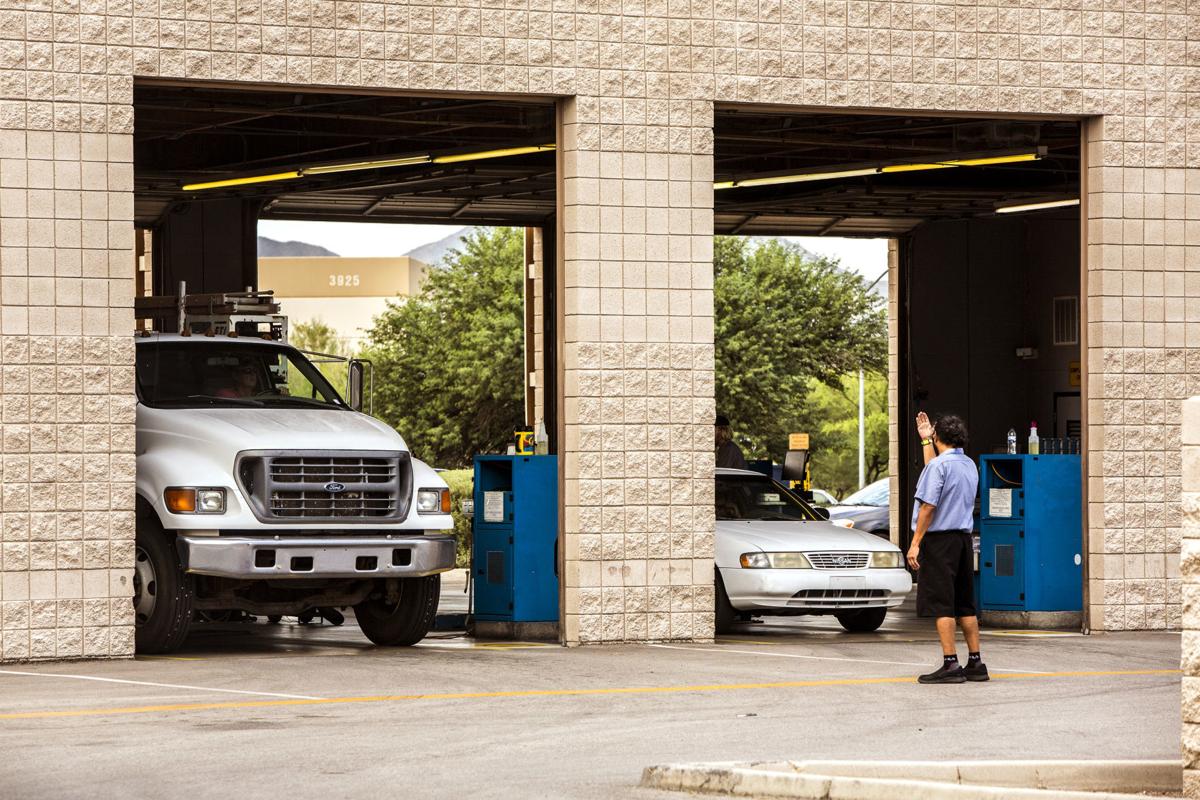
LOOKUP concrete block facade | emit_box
[1183,396,1200,795]
[1,0,1196,656]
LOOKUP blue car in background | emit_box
[826,478,891,540]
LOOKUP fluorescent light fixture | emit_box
[182,144,555,191]
[996,197,1080,214]
[182,171,303,191]
[431,144,555,164]
[880,152,1041,173]
[303,154,431,175]
[715,167,880,190]
[716,149,1044,190]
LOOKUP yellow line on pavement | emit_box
[0,668,1178,721]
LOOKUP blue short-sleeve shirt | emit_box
[910,448,978,532]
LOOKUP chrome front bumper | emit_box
[177,534,456,580]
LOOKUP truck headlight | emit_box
[417,487,450,514]
[739,552,812,569]
[870,551,902,568]
[165,487,226,514]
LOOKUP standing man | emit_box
[715,415,748,470]
[908,411,988,684]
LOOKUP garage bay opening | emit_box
[132,82,557,653]
[711,109,1084,635]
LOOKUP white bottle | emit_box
[1028,421,1039,455]
[534,419,549,455]
[1007,428,1017,454]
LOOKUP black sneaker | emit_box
[963,662,990,682]
[918,663,966,684]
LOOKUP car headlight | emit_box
[416,487,450,514]
[831,518,854,529]
[870,551,902,568]
[164,487,226,514]
[739,552,812,569]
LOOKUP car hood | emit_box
[716,519,899,552]
[137,405,408,452]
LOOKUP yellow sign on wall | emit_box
[789,433,810,450]
[1069,360,1081,387]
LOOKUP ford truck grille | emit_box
[237,451,412,523]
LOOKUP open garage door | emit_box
[130,82,561,653]
[711,108,1086,631]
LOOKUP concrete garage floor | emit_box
[0,588,1180,799]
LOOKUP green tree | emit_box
[289,318,349,398]
[805,373,889,498]
[360,227,525,467]
[714,236,886,463]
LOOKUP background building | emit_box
[258,255,428,350]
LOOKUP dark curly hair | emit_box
[934,414,969,449]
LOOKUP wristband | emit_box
[921,438,933,446]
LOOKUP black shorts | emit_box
[917,531,976,618]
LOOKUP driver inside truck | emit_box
[215,357,262,398]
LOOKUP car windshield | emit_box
[838,478,889,507]
[715,474,821,521]
[136,341,347,409]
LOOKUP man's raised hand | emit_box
[916,412,934,440]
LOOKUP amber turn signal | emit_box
[164,488,196,513]
[441,489,452,514]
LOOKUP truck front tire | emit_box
[134,522,194,654]
[354,575,440,646]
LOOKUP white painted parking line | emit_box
[0,669,323,700]
[648,644,1049,674]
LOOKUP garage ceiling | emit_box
[135,85,1079,239]
[134,83,557,228]
[713,109,1080,237]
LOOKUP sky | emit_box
[257,220,890,282]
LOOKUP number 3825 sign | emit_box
[328,274,361,287]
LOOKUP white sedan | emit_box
[715,468,912,633]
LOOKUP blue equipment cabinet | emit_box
[978,454,1082,612]
[472,455,558,623]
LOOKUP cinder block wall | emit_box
[0,0,1195,658]
[1183,397,1200,795]
[0,130,137,660]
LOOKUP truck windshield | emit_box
[715,474,821,522]
[137,341,347,409]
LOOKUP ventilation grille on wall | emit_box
[1053,296,1079,346]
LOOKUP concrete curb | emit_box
[640,759,1181,799]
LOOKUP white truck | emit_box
[133,320,456,653]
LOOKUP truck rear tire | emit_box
[134,521,194,654]
[354,575,440,646]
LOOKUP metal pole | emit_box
[858,368,865,489]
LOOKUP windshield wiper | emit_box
[181,394,264,407]
[258,396,343,409]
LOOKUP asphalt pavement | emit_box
[0,592,1181,799]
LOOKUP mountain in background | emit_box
[257,236,339,257]
[403,227,474,266]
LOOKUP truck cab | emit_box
[133,331,455,653]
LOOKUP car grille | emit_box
[269,489,396,518]
[237,451,411,523]
[806,552,870,569]
[270,456,396,486]
[788,589,889,608]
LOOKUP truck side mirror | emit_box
[348,359,365,412]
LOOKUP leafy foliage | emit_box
[360,227,525,468]
[713,236,886,464]
[289,318,349,398]
[804,373,889,498]
[439,468,474,567]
